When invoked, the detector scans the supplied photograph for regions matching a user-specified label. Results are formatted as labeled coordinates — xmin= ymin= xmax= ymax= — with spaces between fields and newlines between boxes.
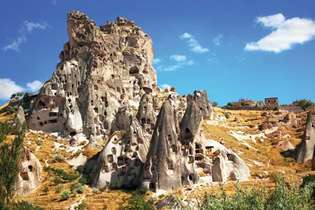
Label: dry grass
xmin=1 ymin=102 xmax=313 ymax=209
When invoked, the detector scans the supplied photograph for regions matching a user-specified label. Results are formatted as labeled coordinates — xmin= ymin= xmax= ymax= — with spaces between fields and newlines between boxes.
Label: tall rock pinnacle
xmin=296 ymin=112 xmax=315 ymax=163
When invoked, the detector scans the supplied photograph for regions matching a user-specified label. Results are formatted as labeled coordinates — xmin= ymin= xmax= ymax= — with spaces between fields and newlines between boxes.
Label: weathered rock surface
xmin=15 ymin=106 xmax=26 ymax=132
xmin=207 ymin=140 xmax=250 ymax=182
xmin=25 ymin=11 xmax=250 ymax=192
xmin=296 ymin=112 xmax=315 ymax=163
xmin=27 ymin=11 xmax=157 ymax=140
xmin=15 ymin=148 xmax=42 ymax=195
xmin=142 ymin=95 xmax=182 ymax=191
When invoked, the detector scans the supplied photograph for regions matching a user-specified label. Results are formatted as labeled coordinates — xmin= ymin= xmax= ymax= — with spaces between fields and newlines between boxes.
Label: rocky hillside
xmin=0 ymin=11 xmax=315 ymax=210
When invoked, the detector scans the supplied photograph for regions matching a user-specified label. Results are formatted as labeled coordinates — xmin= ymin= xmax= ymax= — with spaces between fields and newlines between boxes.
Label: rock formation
xmin=142 ymin=95 xmax=182 ymax=191
xmin=15 ymin=148 xmax=42 ymax=195
xmin=27 ymin=11 xmax=157 ymax=140
xmin=26 ymin=11 xmax=250 ymax=192
xmin=296 ymin=112 xmax=315 ymax=163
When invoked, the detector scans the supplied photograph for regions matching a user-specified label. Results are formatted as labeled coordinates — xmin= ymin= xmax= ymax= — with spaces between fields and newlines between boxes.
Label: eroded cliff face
xmin=26 ymin=11 xmax=251 ymax=192
xmin=28 ymin=11 xmax=157 ymax=139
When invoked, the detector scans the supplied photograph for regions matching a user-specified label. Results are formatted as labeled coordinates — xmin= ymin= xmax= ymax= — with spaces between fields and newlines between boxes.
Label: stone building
xmin=264 ymin=97 xmax=279 ymax=110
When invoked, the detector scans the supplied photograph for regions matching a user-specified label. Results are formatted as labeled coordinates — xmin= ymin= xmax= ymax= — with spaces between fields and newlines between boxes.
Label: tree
xmin=210 ymin=101 xmax=218 ymax=107
xmin=293 ymin=99 xmax=314 ymax=111
xmin=0 ymin=124 xmax=25 ymax=204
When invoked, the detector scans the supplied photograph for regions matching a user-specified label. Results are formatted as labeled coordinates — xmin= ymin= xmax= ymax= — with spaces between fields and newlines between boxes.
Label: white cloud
xmin=157 ymin=55 xmax=194 ymax=72
xmin=26 ymin=80 xmax=43 ymax=92
xmin=3 ymin=20 xmax=49 ymax=52
xmin=3 ymin=36 xmax=26 ymax=52
xmin=170 ymin=54 xmax=187 ymax=62
xmin=245 ymin=13 xmax=315 ymax=53
xmin=24 ymin=21 xmax=48 ymax=32
xmin=0 ymin=78 xmax=43 ymax=100
xmin=212 ymin=34 xmax=223 ymax=46
xmin=0 ymin=78 xmax=25 ymax=100
xmin=180 ymin=32 xmax=209 ymax=53
xmin=257 ymin=13 xmax=286 ymax=28
xmin=160 ymin=84 xmax=172 ymax=89
xmin=153 ymin=58 xmax=161 ymax=65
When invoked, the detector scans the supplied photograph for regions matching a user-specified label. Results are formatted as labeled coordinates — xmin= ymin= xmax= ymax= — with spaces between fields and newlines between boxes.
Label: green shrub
xmin=121 ymin=190 xmax=155 ymax=210
xmin=293 ymin=99 xmax=314 ymax=110
xmin=0 ymin=123 xmax=11 ymax=144
xmin=75 ymin=201 xmax=87 ymax=210
xmin=52 ymin=154 xmax=65 ymax=162
xmin=78 ymin=175 xmax=89 ymax=185
xmin=0 ymin=201 xmax=43 ymax=210
xmin=60 ymin=191 xmax=70 ymax=201
xmin=45 ymin=167 xmax=79 ymax=182
xmin=71 ymin=183 xmax=85 ymax=194
xmin=200 ymin=176 xmax=315 ymax=210
xmin=266 ymin=176 xmax=314 ymax=210
xmin=123 ymin=192 xmax=154 ymax=210
xmin=10 ymin=201 xmax=43 ymax=210
xmin=0 ymin=124 xmax=25 ymax=204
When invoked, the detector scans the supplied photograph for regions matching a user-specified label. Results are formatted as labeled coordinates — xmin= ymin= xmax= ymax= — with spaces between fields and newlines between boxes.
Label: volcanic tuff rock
xmin=26 ymin=11 xmax=251 ymax=192
xmin=296 ymin=112 xmax=315 ymax=163
xmin=15 ymin=148 xmax=42 ymax=195
xmin=27 ymin=11 xmax=157 ymax=139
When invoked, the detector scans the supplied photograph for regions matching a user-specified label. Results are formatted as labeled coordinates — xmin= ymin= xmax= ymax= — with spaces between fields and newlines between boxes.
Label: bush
xmin=123 ymin=192 xmax=154 ymax=210
xmin=200 ymin=176 xmax=315 ymax=210
xmin=71 ymin=183 xmax=85 ymax=194
xmin=293 ymin=99 xmax=314 ymax=110
xmin=78 ymin=176 xmax=89 ymax=185
xmin=0 ymin=201 xmax=43 ymax=210
xmin=0 ymin=123 xmax=11 ymax=143
xmin=266 ymin=175 xmax=315 ymax=209
xmin=201 ymin=185 xmax=266 ymax=210
xmin=10 ymin=201 xmax=43 ymax=210
xmin=125 ymin=195 xmax=154 ymax=210
xmin=60 ymin=191 xmax=70 ymax=201
xmin=44 ymin=167 xmax=79 ymax=182
xmin=75 ymin=201 xmax=87 ymax=210
xmin=0 ymin=124 xmax=24 ymax=204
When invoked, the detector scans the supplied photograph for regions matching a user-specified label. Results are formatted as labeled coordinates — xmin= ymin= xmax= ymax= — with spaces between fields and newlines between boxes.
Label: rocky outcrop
xmin=25 ymin=11 xmax=250 ymax=192
xmin=15 ymin=148 xmax=42 ymax=195
xmin=207 ymin=140 xmax=250 ymax=182
xmin=296 ymin=112 xmax=315 ymax=163
xmin=15 ymin=106 xmax=26 ymax=132
xmin=27 ymin=11 xmax=157 ymax=140
xmin=87 ymin=96 xmax=155 ymax=189
xmin=142 ymin=95 xmax=182 ymax=191
xmin=180 ymin=91 xmax=211 ymax=145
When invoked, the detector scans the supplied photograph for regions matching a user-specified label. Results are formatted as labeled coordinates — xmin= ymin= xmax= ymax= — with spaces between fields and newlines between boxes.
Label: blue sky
xmin=0 ymin=0 xmax=315 ymax=105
